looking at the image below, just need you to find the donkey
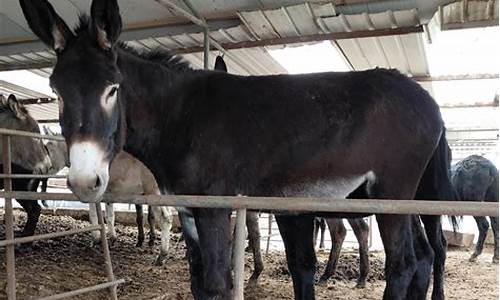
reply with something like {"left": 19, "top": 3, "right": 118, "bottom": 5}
{"left": 451, "top": 155, "right": 499, "bottom": 263}
{"left": 0, "top": 94, "right": 52, "bottom": 238}
{"left": 43, "top": 134, "right": 173, "bottom": 265}
{"left": 20, "top": 1, "right": 454, "bottom": 299}
{"left": 314, "top": 217, "right": 369, "bottom": 287}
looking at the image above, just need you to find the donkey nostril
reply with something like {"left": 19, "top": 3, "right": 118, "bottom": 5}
{"left": 94, "top": 176, "right": 101, "bottom": 190}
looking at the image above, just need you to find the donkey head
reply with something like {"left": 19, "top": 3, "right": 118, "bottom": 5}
{"left": 0, "top": 94, "right": 51, "bottom": 174}
{"left": 20, "top": 0, "right": 125, "bottom": 202}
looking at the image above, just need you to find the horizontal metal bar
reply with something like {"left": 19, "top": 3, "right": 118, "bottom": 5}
{"left": 37, "top": 119, "right": 60, "bottom": 124}
{"left": 36, "top": 279, "right": 125, "bottom": 300}
{"left": 0, "top": 191, "right": 497, "bottom": 217}
{"left": 0, "top": 225, "right": 101, "bottom": 247}
{"left": 0, "top": 174, "right": 66, "bottom": 179}
{"left": 172, "top": 26, "right": 424, "bottom": 54}
{"left": 155, "top": 0, "right": 208, "bottom": 28}
{"left": 412, "top": 73, "right": 499, "bottom": 82}
{"left": 0, "top": 128, "right": 64, "bottom": 141}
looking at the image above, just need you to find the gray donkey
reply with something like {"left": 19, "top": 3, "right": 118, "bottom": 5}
{"left": 0, "top": 94, "right": 52, "bottom": 238}
{"left": 43, "top": 131, "right": 173, "bottom": 265}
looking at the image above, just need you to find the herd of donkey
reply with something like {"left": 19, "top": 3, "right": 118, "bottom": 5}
{"left": 0, "top": 0, "right": 498, "bottom": 299}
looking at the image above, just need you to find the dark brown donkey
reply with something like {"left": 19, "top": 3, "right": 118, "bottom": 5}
{"left": 0, "top": 94, "right": 51, "bottom": 237}
{"left": 20, "top": 1, "right": 455, "bottom": 299}
{"left": 451, "top": 155, "right": 499, "bottom": 263}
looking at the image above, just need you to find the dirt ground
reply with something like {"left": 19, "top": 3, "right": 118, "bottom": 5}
{"left": 0, "top": 211, "right": 498, "bottom": 300}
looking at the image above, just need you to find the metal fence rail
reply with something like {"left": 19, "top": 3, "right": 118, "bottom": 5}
{"left": 1, "top": 191, "right": 497, "bottom": 217}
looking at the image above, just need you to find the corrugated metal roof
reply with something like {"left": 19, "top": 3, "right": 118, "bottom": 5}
{"left": 239, "top": 3, "right": 428, "bottom": 75}
{"left": 0, "top": 1, "right": 431, "bottom": 76}
{"left": 441, "top": 0, "right": 499, "bottom": 27}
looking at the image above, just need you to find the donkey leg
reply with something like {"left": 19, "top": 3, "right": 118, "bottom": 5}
{"left": 420, "top": 215, "right": 446, "bottom": 300}
{"left": 147, "top": 205, "right": 156, "bottom": 247}
{"left": 105, "top": 203, "right": 117, "bottom": 245}
{"left": 193, "top": 208, "right": 232, "bottom": 300}
{"left": 135, "top": 204, "right": 145, "bottom": 247}
{"left": 88, "top": 203, "right": 100, "bottom": 246}
{"left": 247, "top": 211, "right": 264, "bottom": 284}
{"left": 349, "top": 218, "right": 370, "bottom": 288}
{"left": 154, "top": 206, "right": 173, "bottom": 266}
{"left": 470, "top": 216, "right": 489, "bottom": 262}
{"left": 377, "top": 214, "right": 418, "bottom": 300}
{"left": 313, "top": 218, "right": 320, "bottom": 248}
{"left": 17, "top": 200, "right": 41, "bottom": 237}
{"left": 177, "top": 208, "right": 205, "bottom": 299}
{"left": 318, "top": 218, "right": 345, "bottom": 285}
{"left": 406, "top": 215, "right": 434, "bottom": 300}
{"left": 319, "top": 218, "right": 326, "bottom": 250}
{"left": 490, "top": 216, "right": 499, "bottom": 263}
{"left": 276, "top": 214, "right": 316, "bottom": 300}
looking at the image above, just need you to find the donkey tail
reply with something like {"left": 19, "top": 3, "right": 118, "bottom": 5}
{"left": 416, "top": 127, "right": 459, "bottom": 232}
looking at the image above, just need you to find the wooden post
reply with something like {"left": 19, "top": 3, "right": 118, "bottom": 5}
{"left": 95, "top": 203, "right": 118, "bottom": 300}
{"left": 2, "top": 135, "right": 16, "bottom": 299}
{"left": 233, "top": 208, "right": 247, "bottom": 300}
{"left": 266, "top": 214, "right": 272, "bottom": 255}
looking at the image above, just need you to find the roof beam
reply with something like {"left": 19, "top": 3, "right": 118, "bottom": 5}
{"left": 413, "top": 73, "right": 499, "bottom": 82}
{"left": 171, "top": 26, "right": 424, "bottom": 54}
{"left": 0, "top": 18, "right": 241, "bottom": 57}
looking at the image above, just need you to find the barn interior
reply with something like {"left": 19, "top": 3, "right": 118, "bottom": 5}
{"left": 0, "top": 0, "right": 498, "bottom": 299}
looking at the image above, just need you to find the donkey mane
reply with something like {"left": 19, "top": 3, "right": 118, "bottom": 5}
{"left": 118, "top": 43, "right": 192, "bottom": 71}
{"left": 74, "top": 15, "right": 191, "bottom": 71}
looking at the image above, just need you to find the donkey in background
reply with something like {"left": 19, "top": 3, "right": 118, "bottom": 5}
{"left": 0, "top": 94, "right": 52, "bottom": 238}
{"left": 451, "top": 155, "right": 499, "bottom": 263}
{"left": 313, "top": 217, "right": 369, "bottom": 287}
{"left": 43, "top": 134, "right": 173, "bottom": 265}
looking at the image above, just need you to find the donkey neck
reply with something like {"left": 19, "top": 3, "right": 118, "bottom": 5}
{"left": 116, "top": 48, "right": 198, "bottom": 183}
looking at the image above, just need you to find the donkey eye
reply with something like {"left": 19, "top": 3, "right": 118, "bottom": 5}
{"left": 108, "top": 87, "right": 118, "bottom": 97}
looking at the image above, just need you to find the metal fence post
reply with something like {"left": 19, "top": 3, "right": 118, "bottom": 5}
{"left": 233, "top": 208, "right": 247, "bottom": 300}
{"left": 95, "top": 203, "right": 118, "bottom": 300}
{"left": 266, "top": 214, "right": 272, "bottom": 255}
{"left": 2, "top": 135, "right": 16, "bottom": 300}
{"left": 203, "top": 27, "right": 210, "bottom": 69}
{"left": 2, "top": 134, "right": 16, "bottom": 299}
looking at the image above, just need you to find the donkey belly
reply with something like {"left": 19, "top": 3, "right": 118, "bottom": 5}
{"left": 281, "top": 171, "right": 374, "bottom": 198}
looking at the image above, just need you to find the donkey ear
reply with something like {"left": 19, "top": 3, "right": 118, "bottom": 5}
{"left": 214, "top": 55, "right": 228, "bottom": 72}
{"left": 90, "top": 0, "right": 122, "bottom": 50}
{"left": 7, "top": 95, "right": 27, "bottom": 120}
{"left": 19, "top": 0, "right": 74, "bottom": 52}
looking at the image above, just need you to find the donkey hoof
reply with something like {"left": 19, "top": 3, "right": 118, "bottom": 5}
{"left": 148, "top": 239, "right": 155, "bottom": 247}
{"left": 109, "top": 236, "right": 117, "bottom": 246}
{"left": 153, "top": 255, "right": 166, "bottom": 266}
{"left": 248, "top": 277, "right": 259, "bottom": 286}
{"left": 469, "top": 254, "right": 478, "bottom": 262}
{"left": 355, "top": 281, "right": 366, "bottom": 289}
{"left": 493, "top": 256, "right": 499, "bottom": 263}
{"left": 317, "top": 278, "right": 328, "bottom": 286}
{"left": 136, "top": 240, "right": 144, "bottom": 248}
{"left": 90, "top": 239, "right": 101, "bottom": 248}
